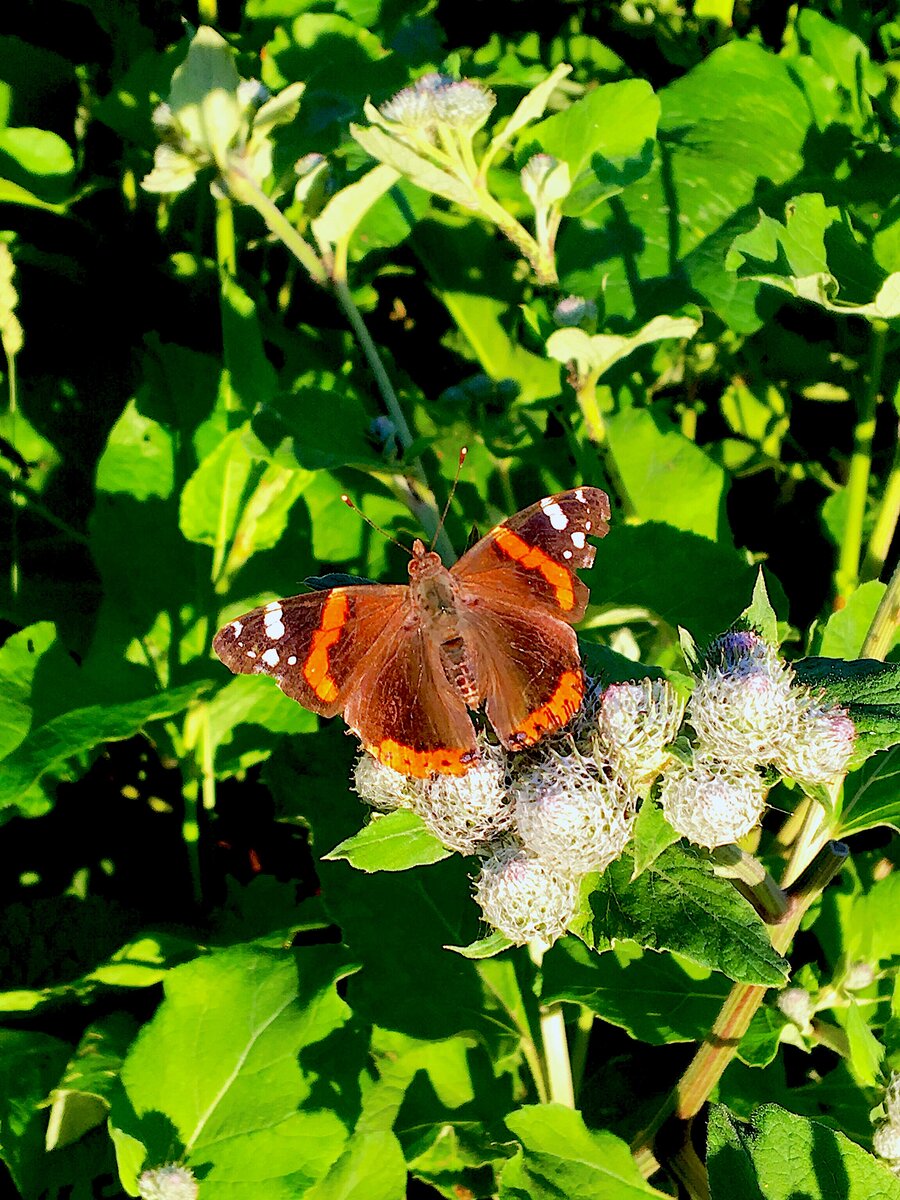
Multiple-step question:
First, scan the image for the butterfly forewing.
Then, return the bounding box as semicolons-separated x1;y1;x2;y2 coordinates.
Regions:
213;585;407;716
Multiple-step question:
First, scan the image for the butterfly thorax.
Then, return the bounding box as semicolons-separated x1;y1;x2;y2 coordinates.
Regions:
408;538;480;708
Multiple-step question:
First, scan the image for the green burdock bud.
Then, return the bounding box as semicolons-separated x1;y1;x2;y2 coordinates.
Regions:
419;738;514;854
430;78;496;133
353;752;426;812
553;295;598;329
843;960;876;991
659;758;767;849
138;1164;199;1200
776;986;814;1034
379;83;438;131
513;752;633;875
596;678;685;787
689;631;798;768
520;153;571;208
776;701;856;786
874;1078;900;1173
475;844;578;947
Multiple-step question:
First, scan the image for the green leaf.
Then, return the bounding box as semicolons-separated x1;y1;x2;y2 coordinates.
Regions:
118;945;361;1197
812;582;894;658
842;999;885;1087
312;163;401;248
251;390;384;471
631;797;680;877
350;123;476;208
45;1014;137;1151
840;746;900;837
0;126;75;205
546;313;700;380
167;25;242;168
500;1104;666;1199
220;275;278;411
605;407;728;541
0;683;208;813
727;193;900;320
446;932;515;959
0;1029;72;1199
740;569;779;644
326;810;451;872
571;846;788;986
304;1130;407;1200
793;657;900;764
707;1104;900;1200
526;79;660;216
542;938;730;1045
0;622;56;759
489;63;572;156
95;398;174;500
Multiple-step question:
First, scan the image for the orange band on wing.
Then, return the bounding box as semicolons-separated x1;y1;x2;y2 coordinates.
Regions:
491;526;575;611
511;669;584;746
372;739;476;778
303;591;350;702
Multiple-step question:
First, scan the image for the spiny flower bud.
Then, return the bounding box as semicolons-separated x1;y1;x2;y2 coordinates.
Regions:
689;631;798;767
419;743;514;854
380;74;496;135
138;1165;199;1200
520;153;571;208
776;986;814;1034
353;752;426;812
513;754;633;875
843;960;876;992
475;844;578;947
379;84;436;130
659;759;767;849
874;1121;900;1169
596;678;685;787
553;295;598;329
776;701;855;786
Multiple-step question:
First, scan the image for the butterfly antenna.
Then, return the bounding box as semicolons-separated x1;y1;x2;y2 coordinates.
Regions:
340;494;412;555
430;446;468;551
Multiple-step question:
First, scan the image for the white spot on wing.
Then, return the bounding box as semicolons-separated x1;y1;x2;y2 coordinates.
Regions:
541;501;568;530
585;520;592;531
563;549;573;559
287;655;297;666
575;487;585;501
262;648;280;666
266;621;285;640
231;620;243;636
571;531;586;549
264;605;285;640
264;600;281;611
246;650;257;659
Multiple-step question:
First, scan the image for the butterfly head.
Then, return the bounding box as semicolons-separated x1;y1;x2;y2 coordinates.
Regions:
408;538;445;580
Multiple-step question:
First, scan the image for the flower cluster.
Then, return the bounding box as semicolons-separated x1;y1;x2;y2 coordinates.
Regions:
138;1164;199;1200
379;73;496;138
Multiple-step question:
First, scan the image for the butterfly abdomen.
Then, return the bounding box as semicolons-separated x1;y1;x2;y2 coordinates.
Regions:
438;635;480;707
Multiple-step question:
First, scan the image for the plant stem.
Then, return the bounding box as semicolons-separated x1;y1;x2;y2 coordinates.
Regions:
570;1007;594;1098
574;374;607;444
835;319;887;600
861;415;900;582
709;845;789;921
540;1006;575;1107
861;554;900;659
4;345;20;601
228;163;328;286
215;195;239;414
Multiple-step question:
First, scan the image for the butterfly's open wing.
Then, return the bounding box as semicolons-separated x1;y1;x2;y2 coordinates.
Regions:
452;487;610;624
213;585;408;716
344;622;479;776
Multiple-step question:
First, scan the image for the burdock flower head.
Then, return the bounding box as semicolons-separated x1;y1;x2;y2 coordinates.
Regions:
775;699;856;786
659;757;767;849
138;1165;199;1200
512;750;634;875
595;677;685;788
873;1073;900;1174
688;630;798;767
474;843;578;947
379;73;496;138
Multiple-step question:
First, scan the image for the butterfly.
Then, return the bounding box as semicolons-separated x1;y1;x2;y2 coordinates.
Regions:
213;487;610;777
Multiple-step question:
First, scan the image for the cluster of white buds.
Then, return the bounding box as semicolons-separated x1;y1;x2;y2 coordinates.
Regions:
379;73;496;138
138;1164;199;1200
873;1074;900;1174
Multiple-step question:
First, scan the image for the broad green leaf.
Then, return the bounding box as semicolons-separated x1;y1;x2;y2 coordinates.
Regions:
841;999;884;1087
631;797;680;877
0;683;208;812
571;846;788;986
812;582;894;658
350;123;476;208
740;569;779;644
95;398;174;500
830;870;900;965
0;622;56;759
707;1104;900;1200
446;932;515;959
45;1014;137;1152
542;939;730;1044
251;390;385;471
526;79;660;215
546;313;700;379
728;194;900;319
793;657;900;764
500;1104;666;1199
840;746;900;837
167;25;242;168
118;945;361;1198
252;80;306;139
0;176;68;211
205;676;315;775
326;810;451;872
0;126;75;201
220;275;278;411
312;163;401;248
489;63;572;155
304;1130;407;1200
588;522;758;644
0;1029;72;1200
605;407;728;540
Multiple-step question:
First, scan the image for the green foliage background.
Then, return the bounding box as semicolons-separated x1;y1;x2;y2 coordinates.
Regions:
3;1;900;1197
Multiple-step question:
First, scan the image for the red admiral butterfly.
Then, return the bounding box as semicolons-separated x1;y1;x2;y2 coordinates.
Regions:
213;487;610;776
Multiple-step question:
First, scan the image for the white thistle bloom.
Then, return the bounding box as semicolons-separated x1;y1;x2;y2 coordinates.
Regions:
379;84;436;130
775;701;855;785
873;1122;900;1170
596;678;685;787
380;74;495;135
689;631;798;767
353;753;426;812
475;844;578;947
419;744;514;854
138;1165;199;1200
659;758;767;849
513;755;633;875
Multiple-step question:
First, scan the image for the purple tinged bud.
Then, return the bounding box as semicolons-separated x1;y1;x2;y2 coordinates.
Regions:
475;844;578;947
553;295;598;328
659;759;767;848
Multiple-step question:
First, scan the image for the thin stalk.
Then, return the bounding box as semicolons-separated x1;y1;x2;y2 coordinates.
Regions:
835;319;887;600
200;707;217;813
574;373;607;444
228;163;328;286
5;346;20;600
182;775;203;907
215;195;239;414
861;555;900;659
709;845;789;922
680;404;697;442
0;472;90;544
540;1006;575;1107
472;183;557;284
861;416;900;582
570;1007;594;1098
